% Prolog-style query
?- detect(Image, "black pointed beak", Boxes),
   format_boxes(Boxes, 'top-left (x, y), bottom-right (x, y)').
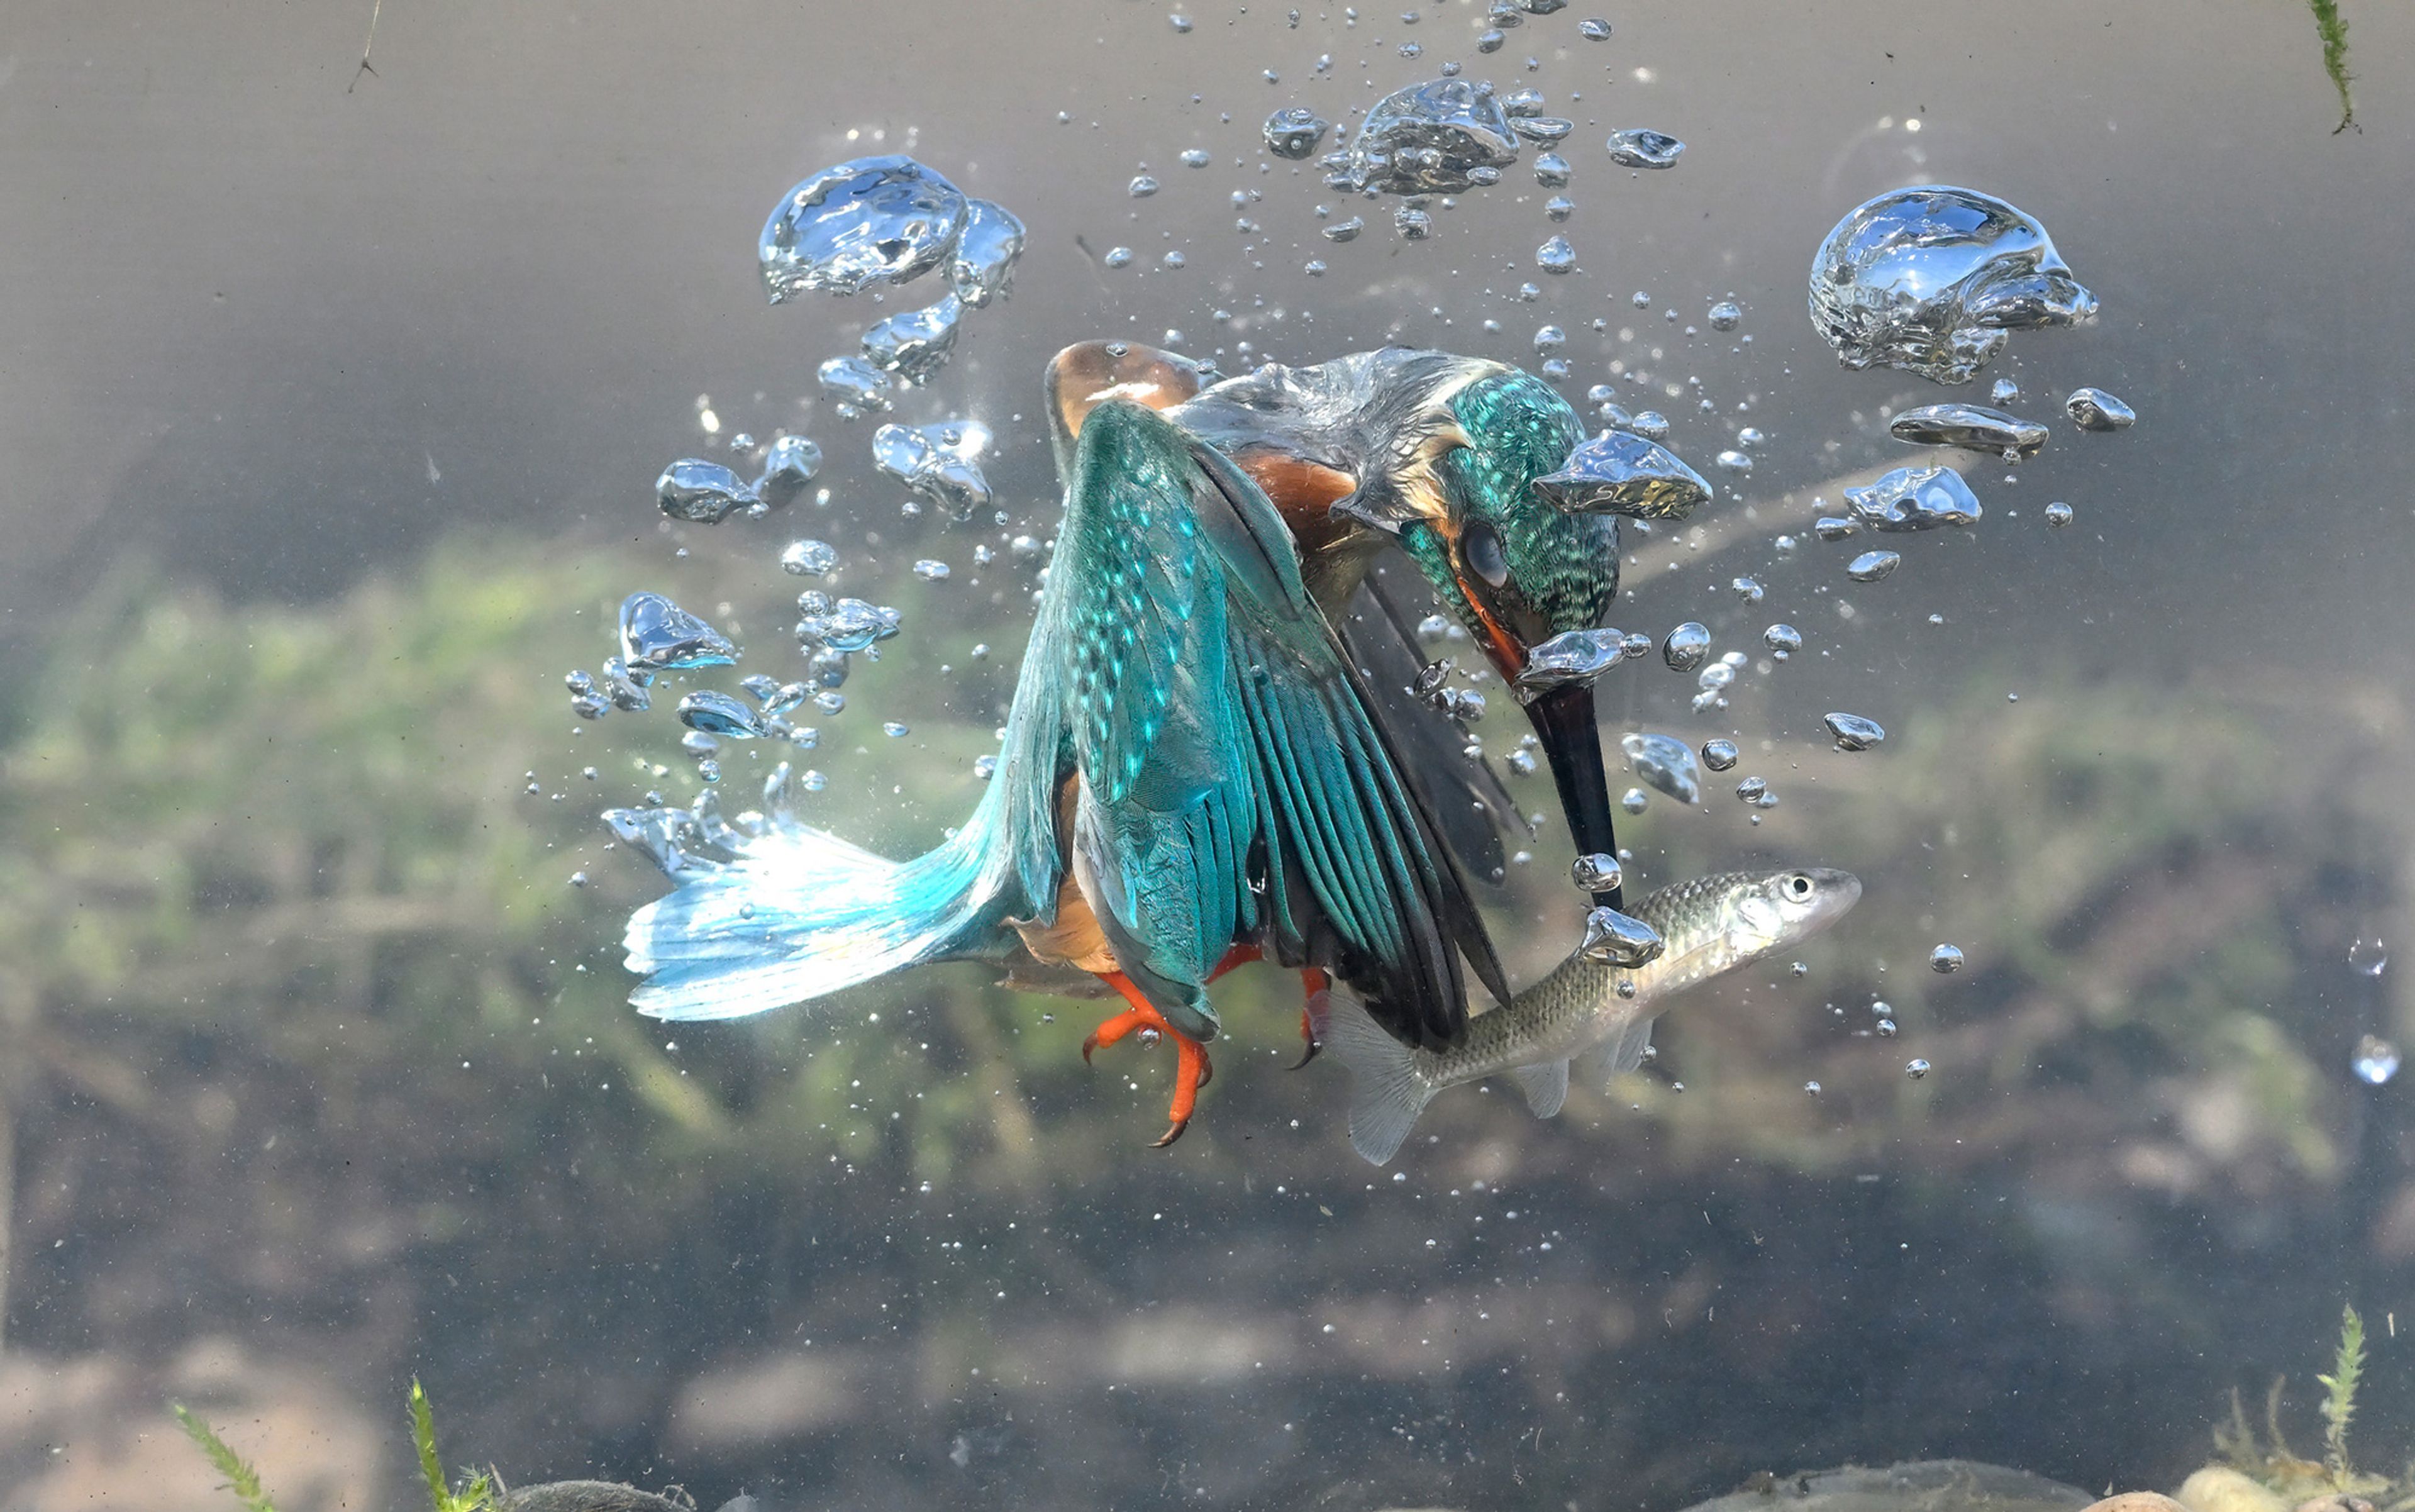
top-left (1526, 681), bottom-right (1621, 911)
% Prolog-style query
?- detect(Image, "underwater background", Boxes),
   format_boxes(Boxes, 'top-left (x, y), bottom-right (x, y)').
top-left (2, 2), bottom-right (2413, 1509)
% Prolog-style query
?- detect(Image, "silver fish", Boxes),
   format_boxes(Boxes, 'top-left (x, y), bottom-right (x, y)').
top-left (1326, 867), bottom-right (1861, 1164)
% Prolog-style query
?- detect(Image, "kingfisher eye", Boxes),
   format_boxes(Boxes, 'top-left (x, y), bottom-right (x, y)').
top-left (1787, 873), bottom-right (1814, 899)
top-left (1461, 523), bottom-right (1510, 588)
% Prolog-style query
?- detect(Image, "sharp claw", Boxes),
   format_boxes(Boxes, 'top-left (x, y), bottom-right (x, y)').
top-left (1289, 1038), bottom-right (1322, 1070)
top-left (1080, 1035), bottom-right (1100, 1065)
top-left (1195, 1046), bottom-right (1214, 1090)
top-left (1151, 1119), bottom-right (1191, 1149)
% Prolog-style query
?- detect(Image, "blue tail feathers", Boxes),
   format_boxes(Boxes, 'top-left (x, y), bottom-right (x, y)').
top-left (623, 790), bottom-right (1023, 1022)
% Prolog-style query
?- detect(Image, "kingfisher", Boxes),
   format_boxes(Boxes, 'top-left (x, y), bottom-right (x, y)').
top-left (623, 342), bottom-right (1676, 1145)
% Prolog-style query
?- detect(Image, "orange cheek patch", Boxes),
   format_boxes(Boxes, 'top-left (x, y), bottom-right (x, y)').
top-left (1238, 452), bottom-right (1356, 517)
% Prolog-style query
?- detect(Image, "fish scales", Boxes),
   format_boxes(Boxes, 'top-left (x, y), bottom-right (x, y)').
top-left (1326, 866), bottom-right (1860, 1163)
top-left (1407, 872), bottom-right (1801, 1085)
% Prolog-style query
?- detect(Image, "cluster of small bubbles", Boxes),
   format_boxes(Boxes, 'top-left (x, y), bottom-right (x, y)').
top-left (2355, 1035), bottom-right (2401, 1086)
top-left (1846, 464), bottom-right (1983, 531)
top-left (1580, 905), bottom-right (1665, 967)
top-left (1846, 549), bottom-right (1901, 582)
top-left (873, 420), bottom-right (993, 521)
top-left (1621, 731), bottom-right (1701, 804)
top-left (2064, 387), bottom-right (2135, 431)
top-left (1570, 852), bottom-right (1623, 893)
top-left (1264, 107), bottom-right (1332, 160)
top-left (1606, 128), bottom-right (1684, 169)
top-left (1763, 624), bottom-right (1802, 657)
top-left (861, 296), bottom-right (964, 386)
top-left (1930, 943), bottom-right (1965, 974)
top-left (2351, 937), bottom-right (2390, 977)
top-left (819, 355), bottom-right (894, 415)
top-left (1692, 654), bottom-right (1740, 711)
top-left (1809, 186), bottom-right (2097, 385)
top-left (679, 690), bottom-right (765, 740)
top-left (619, 592), bottom-right (737, 673)
top-left (1701, 738), bottom-right (1739, 772)
top-left (1824, 712), bottom-right (1885, 750)
top-left (782, 538), bottom-right (840, 577)
top-left (2043, 501), bottom-right (2075, 527)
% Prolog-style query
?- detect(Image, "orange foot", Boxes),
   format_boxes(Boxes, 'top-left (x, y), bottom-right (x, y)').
top-left (1292, 968), bottom-right (1333, 1069)
top-left (1083, 971), bottom-right (1213, 1148)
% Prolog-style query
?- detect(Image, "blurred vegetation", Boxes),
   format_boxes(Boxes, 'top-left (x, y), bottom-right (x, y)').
top-left (176, 1380), bottom-right (502, 1512)
top-left (2308, 0), bottom-right (2356, 133)
top-left (4, 533), bottom-right (2414, 1508)
top-left (176, 1401), bottom-right (280, 1512)
top-left (2212, 1303), bottom-right (2401, 1505)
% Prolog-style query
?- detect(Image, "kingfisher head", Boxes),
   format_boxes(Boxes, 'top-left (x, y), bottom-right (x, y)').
top-left (1378, 365), bottom-right (1625, 900)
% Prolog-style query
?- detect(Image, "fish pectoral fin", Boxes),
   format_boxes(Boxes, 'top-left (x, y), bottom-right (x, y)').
top-left (1572, 1016), bottom-right (1654, 1090)
top-left (1507, 1058), bottom-right (1570, 1120)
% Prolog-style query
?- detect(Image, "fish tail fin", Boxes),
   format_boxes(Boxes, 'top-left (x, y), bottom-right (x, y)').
top-left (1323, 987), bottom-right (1435, 1165)
top-left (623, 792), bottom-right (1017, 1023)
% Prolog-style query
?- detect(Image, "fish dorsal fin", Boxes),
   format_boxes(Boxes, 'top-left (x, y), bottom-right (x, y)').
top-left (1572, 1016), bottom-right (1654, 1089)
top-left (1508, 1058), bottom-right (1570, 1120)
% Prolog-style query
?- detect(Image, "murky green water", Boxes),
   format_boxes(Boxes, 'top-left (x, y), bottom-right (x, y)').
top-left (3, 4), bottom-right (2412, 1510)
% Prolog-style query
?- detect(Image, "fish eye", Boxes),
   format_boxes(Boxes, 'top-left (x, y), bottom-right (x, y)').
top-left (1787, 873), bottom-right (1814, 899)
top-left (1461, 522), bottom-right (1510, 588)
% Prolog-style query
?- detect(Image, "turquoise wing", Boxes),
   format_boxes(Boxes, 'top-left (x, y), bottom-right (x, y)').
top-left (1058, 400), bottom-right (1475, 1048)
